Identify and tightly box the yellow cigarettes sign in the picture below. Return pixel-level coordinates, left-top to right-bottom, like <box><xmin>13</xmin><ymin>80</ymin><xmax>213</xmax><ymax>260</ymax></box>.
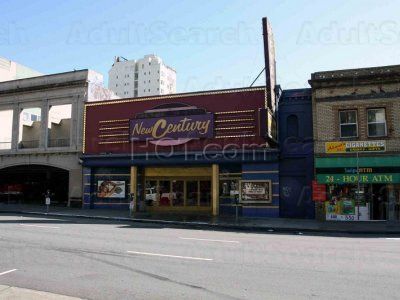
<box><xmin>325</xmin><ymin>141</ymin><xmax>386</xmax><ymax>153</ymax></box>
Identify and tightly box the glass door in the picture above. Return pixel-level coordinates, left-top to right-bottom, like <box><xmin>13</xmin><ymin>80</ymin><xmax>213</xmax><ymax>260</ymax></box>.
<box><xmin>200</xmin><ymin>181</ymin><xmax>211</xmax><ymax>206</ymax></box>
<box><xmin>172</xmin><ymin>180</ymin><xmax>184</xmax><ymax>206</ymax></box>
<box><xmin>145</xmin><ymin>177</ymin><xmax>212</xmax><ymax>209</ymax></box>
<box><xmin>186</xmin><ymin>181</ymin><xmax>198</xmax><ymax>206</ymax></box>
<box><xmin>158</xmin><ymin>180</ymin><xmax>171</xmax><ymax>206</ymax></box>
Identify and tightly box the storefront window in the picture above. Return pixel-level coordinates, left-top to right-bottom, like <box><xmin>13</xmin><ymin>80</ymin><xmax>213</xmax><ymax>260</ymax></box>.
<box><xmin>200</xmin><ymin>181</ymin><xmax>211</xmax><ymax>206</ymax></box>
<box><xmin>172</xmin><ymin>180</ymin><xmax>184</xmax><ymax>206</ymax></box>
<box><xmin>219</xmin><ymin>178</ymin><xmax>240</xmax><ymax>199</ymax></box>
<box><xmin>339</xmin><ymin>110</ymin><xmax>358</xmax><ymax>138</ymax></box>
<box><xmin>326</xmin><ymin>184</ymin><xmax>369</xmax><ymax>221</ymax></box>
<box><xmin>325</xmin><ymin>183</ymin><xmax>390</xmax><ymax>221</ymax></box>
<box><xmin>367</xmin><ymin>108</ymin><xmax>387</xmax><ymax>137</ymax></box>
<box><xmin>159</xmin><ymin>180</ymin><xmax>171</xmax><ymax>206</ymax></box>
<box><xmin>186</xmin><ymin>181</ymin><xmax>198</xmax><ymax>206</ymax></box>
<box><xmin>145</xmin><ymin>180</ymin><xmax>157</xmax><ymax>205</ymax></box>
<box><xmin>395</xmin><ymin>187</ymin><xmax>400</xmax><ymax>221</ymax></box>
<box><xmin>144</xmin><ymin>178</ymin><xmax>211</xmax><ymax>208</ymax></box>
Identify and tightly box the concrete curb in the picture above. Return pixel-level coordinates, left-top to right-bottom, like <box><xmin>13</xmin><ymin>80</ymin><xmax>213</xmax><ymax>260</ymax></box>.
<box><xmin>2</xmin><ymin>210</ymin><xmax>400</xmax><ymax>235</ymax></box>
<box><xmin>0</xmin><ymin>285</ymin><xmax>83</xmax><ymax>299</ymax></box>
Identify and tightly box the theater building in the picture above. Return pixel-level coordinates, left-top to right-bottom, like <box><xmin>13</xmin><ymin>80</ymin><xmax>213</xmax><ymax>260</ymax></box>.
<box><xmin>81</xmin><ymin>87</ymin><xmax>280</xmax><ymax>217</ymax></box>
<box><xmin>310</xmin><ymin>65</ymin><xmax>400</xmax><ymax>222</ymax></box>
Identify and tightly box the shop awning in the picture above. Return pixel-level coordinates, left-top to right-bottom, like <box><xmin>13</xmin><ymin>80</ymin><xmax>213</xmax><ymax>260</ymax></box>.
<box><xmin>316</xmin><ymin>156</ymin><xmax>400</xmax><ymax>184</ymax></box>
<box><xmin>316</xmin><ymin>156</ymin><xmax>400</xmax><ymax>168</ymax></box>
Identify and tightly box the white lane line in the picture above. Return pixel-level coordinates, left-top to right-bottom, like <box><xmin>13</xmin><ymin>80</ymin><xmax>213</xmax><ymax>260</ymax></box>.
<box><xmin>127</xmin><ymin>251</ymin><xmax>213</xmax><ymax>261</ymax></box>
<box><xmin>386</xmin><ymin>238</ymin><xmax>400</xmax><ymax>240</ymax></box>
<box><xmin>0</xmin><ymin>269</ymin><xmax>17</xmax><ymax>276</ymax></box>
<box><xmin>179</xmin><ymin>237</ymin><xmax>240</xmax><ymax>244</ymax></box>
<box><xmin>19</xmin><ymin>224</ymin><xmax>60</xmax><ymax>229</ymax></box>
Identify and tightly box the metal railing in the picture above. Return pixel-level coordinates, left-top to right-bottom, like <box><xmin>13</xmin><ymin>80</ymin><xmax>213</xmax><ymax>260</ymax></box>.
<box><xmin>18</xmin><ymin>140</ymin><xmax>39</xmax><ymax>149</ymax></box>
<box><xmin>48</xmin><ymin>139</ymin><xmax>70</xmax><ymax>148</ymax></box>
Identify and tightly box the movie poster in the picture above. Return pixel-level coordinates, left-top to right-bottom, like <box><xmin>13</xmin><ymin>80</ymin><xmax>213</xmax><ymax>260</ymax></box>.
<box><xmin>97</xmin><ymin>181</ymin><xmax>126</xmax><ymax>198</ymax></box>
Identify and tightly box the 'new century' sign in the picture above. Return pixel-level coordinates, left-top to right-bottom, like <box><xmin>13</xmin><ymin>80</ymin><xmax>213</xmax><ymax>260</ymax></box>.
<box><xmin>130</xmin><ymin>114</ymin><xmax>214</xmax><ymax>141</ymax></box>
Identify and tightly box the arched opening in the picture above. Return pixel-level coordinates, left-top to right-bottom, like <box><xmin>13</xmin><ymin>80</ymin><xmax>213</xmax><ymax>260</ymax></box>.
<box><xmin>0</xmin><ymin>165</ymin><xmax>69</xmax><ymax>206</ymax></box>
<box><xmin>287</xmin><ymin>114</ymin><xmax>299</xmax><ymax>138</ymax></box>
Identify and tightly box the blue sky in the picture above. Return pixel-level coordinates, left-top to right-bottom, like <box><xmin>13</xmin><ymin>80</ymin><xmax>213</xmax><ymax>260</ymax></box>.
<box><xmin>1</xmin><ymin>0</ymin><xmax>399</xmax><ymax>92</ymax></box>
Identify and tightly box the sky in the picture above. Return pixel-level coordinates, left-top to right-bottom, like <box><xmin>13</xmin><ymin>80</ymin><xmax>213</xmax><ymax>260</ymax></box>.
<box><xmin>1</xmin><ymin>0</ymin><xmax>400</xmax><ymax>92</ymax></box>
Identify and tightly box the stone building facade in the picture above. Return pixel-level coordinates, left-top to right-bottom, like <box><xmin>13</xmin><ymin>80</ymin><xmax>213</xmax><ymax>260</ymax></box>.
<box><xmin>0</xmin><ymin>70</ymin><xmax>117</xmax><ymax>206</ymax></box>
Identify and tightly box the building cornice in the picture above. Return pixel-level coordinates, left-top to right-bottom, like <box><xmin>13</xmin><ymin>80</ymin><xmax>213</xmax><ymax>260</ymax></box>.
<box><xmin>314</xmin><ymin>91</ymin><xmax>400</xmax><ymax>103</ymax></box>
<box><xmin>309</xmin><ymin>65</ymin><xmax>400</xmax><ymax>88</ymax></box>
<box><xmin>84</xmin><ymin>86</ymin><xmax>266</xmax><ymax>107</ymax></box>
<box><xmin>0</xmin><ymin>80</ymin><xmax>88</xmax><ymax>96</ymax></box>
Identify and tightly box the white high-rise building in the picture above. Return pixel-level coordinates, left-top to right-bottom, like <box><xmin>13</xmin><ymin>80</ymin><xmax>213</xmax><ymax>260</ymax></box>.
<box><xmin>108</xmin><ymin>54</ymin><xmax>176</xmax><ymax>98</ymax></box>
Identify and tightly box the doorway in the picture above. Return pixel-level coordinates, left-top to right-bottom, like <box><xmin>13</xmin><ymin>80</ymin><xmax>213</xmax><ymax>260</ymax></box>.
<box><xmin>144</xmin><ymin>178</ymin><xmax>211</xmax><ymax>211</ymax></box>
<box><xmin>0</xmin><ymin>165</ymin><xmax>69</xmax><ymax>206</ymax></box>
<box><xmin>371</xmin><ymin>184</ymin><xmax>387</xmax><ymax>220</ymax></box>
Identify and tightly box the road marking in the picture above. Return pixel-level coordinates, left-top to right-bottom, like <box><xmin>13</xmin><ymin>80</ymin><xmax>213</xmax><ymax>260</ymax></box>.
<box><xmin>19</xmin><ymin>224</ymin><xmax>60</xmax><ymax>229</ymax></box>
<box><xmin>127</xmin><ymin>251</ymin><xmax>213</xmax><ymax>261</ymax></box>
<box><xmin>179</xmin><ymin>237</ymin><xmax>240</xmax><ymax>244</ymax></box>
<box><xmin>0</xmin><ymin>269</ymin><xmax>17</xmax><ymax>276</ymax></box>
<box><xmin>386</xmin><ymin>238</ymin><xmax>400</xmax><ymax>240</ymax></box>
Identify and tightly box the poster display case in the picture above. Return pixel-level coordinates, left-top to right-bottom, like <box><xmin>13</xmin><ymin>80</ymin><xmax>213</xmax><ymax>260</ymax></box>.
<box><xmin>239</xmin><ymin>180</ymin><xmax>272</xmax><ymax>204</ymax></box>
<box><xmin>97</xmin><ymin>180</ymin><xmax>126</xmax><ymax>198</ymax></box>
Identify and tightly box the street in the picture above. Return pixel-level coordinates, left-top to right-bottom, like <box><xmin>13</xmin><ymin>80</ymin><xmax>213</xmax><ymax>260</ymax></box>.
<box><xmin>0</xmin><ymin>214</ymin><xmax>399</xmax><ymax>300</ymax></box>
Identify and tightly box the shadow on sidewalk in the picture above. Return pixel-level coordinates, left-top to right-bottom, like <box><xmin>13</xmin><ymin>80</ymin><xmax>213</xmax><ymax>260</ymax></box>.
<box><xmin>1</xmin><ymin>203</ymin><xmax>400</xmax><ymax>237</ymax></box>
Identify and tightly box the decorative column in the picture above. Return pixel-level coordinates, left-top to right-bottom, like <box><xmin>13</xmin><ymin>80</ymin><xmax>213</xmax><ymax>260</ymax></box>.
<box><xmin>70</xmin><ymin>98</ymin><xmax>79</xmax><ymax>150</ymax></box>
<box><xmin>130</xmin><ymin>166</ymin><xmax>138</xmax><ymax>212</ymax></box>
<box><xmin>11</xmin><ymin>104</ymin><xmax>20</xmax><ymax>151</ymax></box>
<box><xmin>82</xmin><ymin>167</ymin><xmax>92</xmax><ymax>209</ymax></box>
<box><xmin>212</xmin><ymin>164</ymin><xmax>219</xmax><ymax>216</ymax></box>
<box><xmin>39</xmin><ymin>99</ymin><xmax>49</xmax><ymax>149</ymax></box>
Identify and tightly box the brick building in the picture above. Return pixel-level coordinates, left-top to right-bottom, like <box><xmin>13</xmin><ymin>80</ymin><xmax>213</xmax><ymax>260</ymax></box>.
<box><xmin>310</xmin><ymin>65</ymin><xmax>400</xmax><ymax>221</ymax></box>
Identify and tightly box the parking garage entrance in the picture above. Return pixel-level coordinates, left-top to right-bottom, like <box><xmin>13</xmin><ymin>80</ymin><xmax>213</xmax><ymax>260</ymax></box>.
<box><xmin>0</xmin><ymin>165</ymin><xmax>69</xmax><ymax>206</ymax></box>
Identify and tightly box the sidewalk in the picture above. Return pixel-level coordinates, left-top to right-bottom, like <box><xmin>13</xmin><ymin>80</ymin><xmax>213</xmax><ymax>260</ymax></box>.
<box><xmin>0</xmin><ymin>285</ymin><xmax>82</xmax><ymax>299</ymax></box>
<box><xmin>1</xmin><ymin>203</ymin><xmax>400</xmax><ymax>234</ymax></box>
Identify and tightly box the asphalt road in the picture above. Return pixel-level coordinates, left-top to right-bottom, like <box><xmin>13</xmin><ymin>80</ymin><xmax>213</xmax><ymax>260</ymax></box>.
<box><xmin>0</xmin><ymin>214</ymin><xmax>399</xmax><ymax>300</ymax></box>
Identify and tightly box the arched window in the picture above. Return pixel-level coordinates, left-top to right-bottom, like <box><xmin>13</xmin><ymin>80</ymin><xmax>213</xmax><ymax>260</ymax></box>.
<box><xmin>287</xmin><ymin>114</ymin><xmax>299</xmax><ymax>137</ymax></box>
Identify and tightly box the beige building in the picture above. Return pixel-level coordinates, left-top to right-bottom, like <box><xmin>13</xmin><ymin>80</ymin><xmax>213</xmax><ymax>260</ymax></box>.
<box><xmin>0</xmin><ymin>70</ymin><xmax>118</xmax><ymax>206</ymax></box>
<box><xmin>310</xmin><ymin>65</ymin><xmax>400</xmax><ymax>222</ymax></box>
<box><xmin>0</xmin><ymin>56</ymin><xmax>43</xmax><ymax>82</ymax></box>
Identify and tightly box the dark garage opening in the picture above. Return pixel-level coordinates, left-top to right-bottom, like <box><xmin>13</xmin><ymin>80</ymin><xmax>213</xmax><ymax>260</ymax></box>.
<box><xmin>0</xmin><ymin>165</ymin><xmax>69</xmax><ymax>206</ymax></box>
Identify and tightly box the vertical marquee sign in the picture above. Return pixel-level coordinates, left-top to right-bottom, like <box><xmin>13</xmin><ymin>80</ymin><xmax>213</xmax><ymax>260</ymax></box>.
<box><xmin>262</xmin><ymin>17</ymin><xmax>278</xmax><ymax>143</ymax></box>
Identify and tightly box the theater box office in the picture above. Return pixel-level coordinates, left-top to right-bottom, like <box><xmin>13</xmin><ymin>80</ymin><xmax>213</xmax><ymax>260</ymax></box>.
<box><xmin>82</xmin><ymin>87</ymin><xmax>280</xmax><ymax>217</ymax></box>
<box><xmin>315</xmin><ymin>141</ymin><xmax>400</xmax><ymax>221</ymax></box>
